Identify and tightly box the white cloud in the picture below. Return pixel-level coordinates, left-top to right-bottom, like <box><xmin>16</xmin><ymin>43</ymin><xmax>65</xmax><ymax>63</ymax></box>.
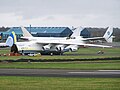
<box><xmin>0</xmin><ymin>13</ymin><xmax>23</xmax><ymax>26</ymax></box>
<box><xmin>0</xmin><ymin>13</ymin><xmax>119</xmax><ymax>27</ymax></box>
<box><xmin>0</xmin><ymin>0</ymin><xmax>120</xmax><ymax>27</ymax></box>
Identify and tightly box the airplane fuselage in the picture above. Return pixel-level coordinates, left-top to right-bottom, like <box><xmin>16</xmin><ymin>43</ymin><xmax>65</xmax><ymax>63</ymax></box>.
<box><xmin>16</xmin><ymin>36</ymin><xmax>85</xmax><ymax>54</ymax></box>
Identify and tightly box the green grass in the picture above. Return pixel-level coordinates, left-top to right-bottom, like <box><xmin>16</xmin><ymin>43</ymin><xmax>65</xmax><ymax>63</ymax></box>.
<box><xmin>0</xmin><ymin>61</ymin><xmax>120</xmax><ymax>70</ymax></box>
<box><xmin>0</xmin><ymin>48</ymin><xmax>120</xmax><ymax>70</ymax></box>
<box><xmin>0</xmin><ymin>48</ymin><xmax>120</xmax><ymax>90</ymax></box>
<box><xmin>0</xmin><ymin>76</ymin><xmax>120</xmax><ymax>90</ymax></box>
<box><xmin>0</xmin><ymin>48</ymin><xmax>120</xmax><ymax>60</ymax></box>
<box><xmin>0</xmin><ymin>48</ymin><xmax>10</xmax><ymax>54</ymax></box>
<box><xmin>65</xmin><ymin>47</ymin><xmax>120</xmax><ymax>55</ymax></box>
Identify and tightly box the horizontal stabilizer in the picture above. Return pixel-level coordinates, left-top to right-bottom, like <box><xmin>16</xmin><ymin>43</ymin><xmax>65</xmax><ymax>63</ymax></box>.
<box><xmin>84</xmin><ymin>27</ymin><xmax>113</xmax><ymax>43</ymax></box>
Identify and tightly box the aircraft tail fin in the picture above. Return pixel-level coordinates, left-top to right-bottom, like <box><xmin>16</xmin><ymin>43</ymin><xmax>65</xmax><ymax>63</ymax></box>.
<box><xmin>6</xmin><ymin>31</ymin><xmax>17</xmax><ymax>47</ymax></box>
<box><xmin>103</xmin><ymin>27</ymin><xmax>113</xmax><ymax>43</ymax></box>
<box><xmin>71</xmin><ymin>26</ymin><xmax>84</xmax><ymax>37</ymax></box>
<box><xmin>21</xmin><ymin>26</ymin><xmax>33</xmax><ymax>37</ymax></box>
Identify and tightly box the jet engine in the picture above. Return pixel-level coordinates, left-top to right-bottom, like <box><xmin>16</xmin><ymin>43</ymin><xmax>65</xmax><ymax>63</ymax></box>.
<box><xmin>55</xmin><ymin>45</ymin><xmax>65</xmax><ymax>51</ymax></box>
<box><xmin>65</xmin><ymin>45</ymin><xmax>78</xmax><ymax>52</ymax></box>
<box><xmin>42</xmin><ymin>44</ymin><xmax>52</xmax><ymax>51</ymax></box>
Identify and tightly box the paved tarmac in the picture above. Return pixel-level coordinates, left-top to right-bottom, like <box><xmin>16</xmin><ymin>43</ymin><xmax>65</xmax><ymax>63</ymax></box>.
<box><xmin>0</xmin><ymin>69</ymin><xmax>120</xmax><ymax>78</ymax></box>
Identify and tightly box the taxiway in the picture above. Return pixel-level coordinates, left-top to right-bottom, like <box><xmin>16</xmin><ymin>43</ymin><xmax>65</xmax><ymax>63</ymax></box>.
<box><xmin>0</xmin><ymin>69</ymin><xmax>120</xmax><ymax>78</ymax></box>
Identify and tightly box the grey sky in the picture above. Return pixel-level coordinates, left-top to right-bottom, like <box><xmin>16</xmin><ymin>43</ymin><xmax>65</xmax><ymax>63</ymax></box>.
<box><xmin>0</xmin><ymin>0</ymin><xmax>120</xmax><ymax>27</ymax></box>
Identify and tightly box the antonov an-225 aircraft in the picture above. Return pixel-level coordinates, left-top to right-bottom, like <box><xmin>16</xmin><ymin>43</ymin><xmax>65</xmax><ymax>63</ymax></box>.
<box><xmin>0</xmin><ymin>26</ymin><xmax>113</xmax><ymax>55</ymax></box>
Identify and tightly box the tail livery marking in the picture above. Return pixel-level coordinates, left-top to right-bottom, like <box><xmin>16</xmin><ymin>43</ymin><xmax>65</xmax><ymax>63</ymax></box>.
<box><xmin>107</xmin><ymin>31</ymin><xmax>113</xmax><ymax>40</ymax></box>
<box><xmin>6</xmin><ymin>31</ymin><xmax>17</xmax><ymax>47</ymax></box>
<box><xmin>107</xmin><ymin>31</ymin><xmax>110</xmax><ymax>35</ymax></box>
<box><xmin>103</xmin><ymin>27</ymin><xmax>113</xmax><ymax>43</ymax></box>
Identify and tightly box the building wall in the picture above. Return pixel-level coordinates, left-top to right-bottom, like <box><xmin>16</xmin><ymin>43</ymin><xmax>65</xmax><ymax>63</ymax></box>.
<box><xmin>113</xmin><ymin>28</ymin><xmax>120</xmax><ymax>42</ymax></box>
<box><xmin>60</xmin><ymin>27</ymin><xmax>73</xmax><ymax>37</ymax></box>
<box><xmin>0</xmin><ymin>27</ymin><xmax>72</xmax><ymax>40</ymax></box>
<box><xmin>80</xmin><ymin>28</ymin><xmax>91</xmax><ymax>38</ymax></box>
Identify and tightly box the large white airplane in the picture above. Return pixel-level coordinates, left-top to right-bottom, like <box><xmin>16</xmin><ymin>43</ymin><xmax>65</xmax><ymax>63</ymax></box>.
<box><xmin>0</xmin><ymin>26</ymin><xmax>112</xmax><ymax>55</ymax></box>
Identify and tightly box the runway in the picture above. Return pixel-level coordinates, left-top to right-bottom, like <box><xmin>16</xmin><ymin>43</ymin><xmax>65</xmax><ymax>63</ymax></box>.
<box><xmin>0</xmin><ymin>69</ymin><xmax>120</xmax><ymax>78</ymax></box>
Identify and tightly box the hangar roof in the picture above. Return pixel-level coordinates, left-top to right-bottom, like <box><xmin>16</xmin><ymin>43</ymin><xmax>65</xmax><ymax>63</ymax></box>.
<box><xmin>2</xmin><ymin>27</ymin><xmax>71</xmax><ymax>35</ymax></box>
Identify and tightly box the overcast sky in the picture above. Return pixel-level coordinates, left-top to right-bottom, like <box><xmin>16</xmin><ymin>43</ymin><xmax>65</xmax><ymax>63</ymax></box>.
<box><xmin>0</xmin><ymin>0</ymin><xmax>120</xmax><ymax>27</ymax></box>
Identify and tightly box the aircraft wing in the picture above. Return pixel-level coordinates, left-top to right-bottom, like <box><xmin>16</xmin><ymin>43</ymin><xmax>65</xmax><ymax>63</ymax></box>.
<box><xmin>36</xmin><ymin>40</ymin><xmax>111</xmax><ymax>48</ymax></box>
<box><xmin>20</xmin><ymin>37</ymin><xmax>33</xmax><ymax>41</ymax></box>
<box><xmin>83</xmin><ymin>37</ymin><xmax>105</xmax><ymax>41</ymax></box>
<box><xmin>0</xmin><ymin>43</ymin><xmax>9</xmax><ymax>48</ymax></box>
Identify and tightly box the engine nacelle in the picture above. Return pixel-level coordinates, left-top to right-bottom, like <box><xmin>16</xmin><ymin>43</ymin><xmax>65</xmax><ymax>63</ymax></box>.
<box><xmin>65</xmin><ymin>45</ymin><xmax>78</xmax><ymax>52</ymax></box>
<box><xmin>55</xmin><ymin>45</ymin><xmax>65</xmax><ymax>51</ymax></box>
<box><xmin>42</xmin><ymin>44</ymin><xmax>52</xmax><ymax>51</ymax></box>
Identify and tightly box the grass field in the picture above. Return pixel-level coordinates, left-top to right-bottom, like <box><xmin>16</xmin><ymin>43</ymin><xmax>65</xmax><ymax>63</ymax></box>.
<box><xmin>0</xmin><ymin>48</ymin><xmax>120</xmax><ymax>90</ymax></box>
<box><xmin>0</xmin><ymin>76</ymin><xmax>120</xmax><ymax>90</ymax></box>
<box><xmin>0</xmin><ymin>48</ymin><xmax>120</xmax><ymax>60</ymax></box>
<box><xmin>0</xmin><ymin>47</ymin><xmax>120</xmax><ymax>70</ymax></box>
<box><xmin>0</xmin><ymin>60</ymin><xmax>120</xmax><ymax>70</ymax></box>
